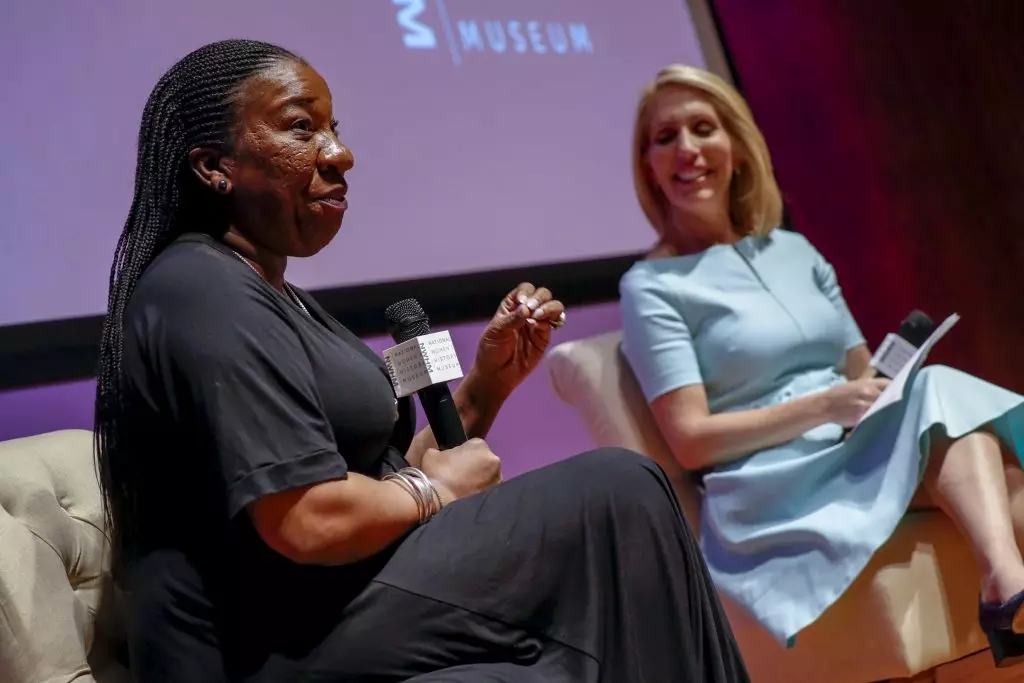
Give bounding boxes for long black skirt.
[329,448,749,682]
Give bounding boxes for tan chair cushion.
[0,429,126,683]
[546,331,990,682]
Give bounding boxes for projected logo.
[393,0,594,66]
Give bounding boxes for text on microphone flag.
[382,330,464,398]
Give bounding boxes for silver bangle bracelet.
[400,467,444,518]
[383,473,426,522]
[382,467,443,524]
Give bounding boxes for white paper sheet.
[853,313,960,429]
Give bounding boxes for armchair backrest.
[545,330,703,527]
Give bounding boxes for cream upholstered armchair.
[545,330,1009,683]
[0,429,128,683]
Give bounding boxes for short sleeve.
[808,240,867,351]
[619,268,704,403]
[125,274,347,518]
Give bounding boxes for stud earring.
[217,179,228,192]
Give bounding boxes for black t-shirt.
[119,233,416,681]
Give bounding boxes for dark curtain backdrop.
[713,0,1023,391]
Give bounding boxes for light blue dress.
[619,229,1024,643]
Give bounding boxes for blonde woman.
[619,64,1024,666]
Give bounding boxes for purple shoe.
[980,590,1024,668]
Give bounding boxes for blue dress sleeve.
[619,267,704,403]
[807,239,867,351]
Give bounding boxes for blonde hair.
[632,64,782,241]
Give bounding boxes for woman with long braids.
[95,40,749,682]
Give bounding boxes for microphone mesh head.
[900,309,936,347]
[385,298,431,344]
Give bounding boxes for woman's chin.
[668,189,725,213]
[294,222,343,257]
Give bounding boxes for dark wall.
[714,0,1024,390]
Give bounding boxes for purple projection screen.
[0,0,710,328]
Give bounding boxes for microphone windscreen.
[385,298,431,344]
[898,309,936,347]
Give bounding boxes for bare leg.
[1004,458,1024,551]
[920,429,1024,603]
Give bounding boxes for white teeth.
[675,171,709,182]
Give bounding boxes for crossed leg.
[910,428,1024,603]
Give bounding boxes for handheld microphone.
[843,309,937,439]
[384,298,468,451]
[869,309,937,379]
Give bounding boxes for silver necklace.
[230,250,312,318]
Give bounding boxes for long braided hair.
[95,39,297,571]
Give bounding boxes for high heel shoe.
[979,590,1024,667]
